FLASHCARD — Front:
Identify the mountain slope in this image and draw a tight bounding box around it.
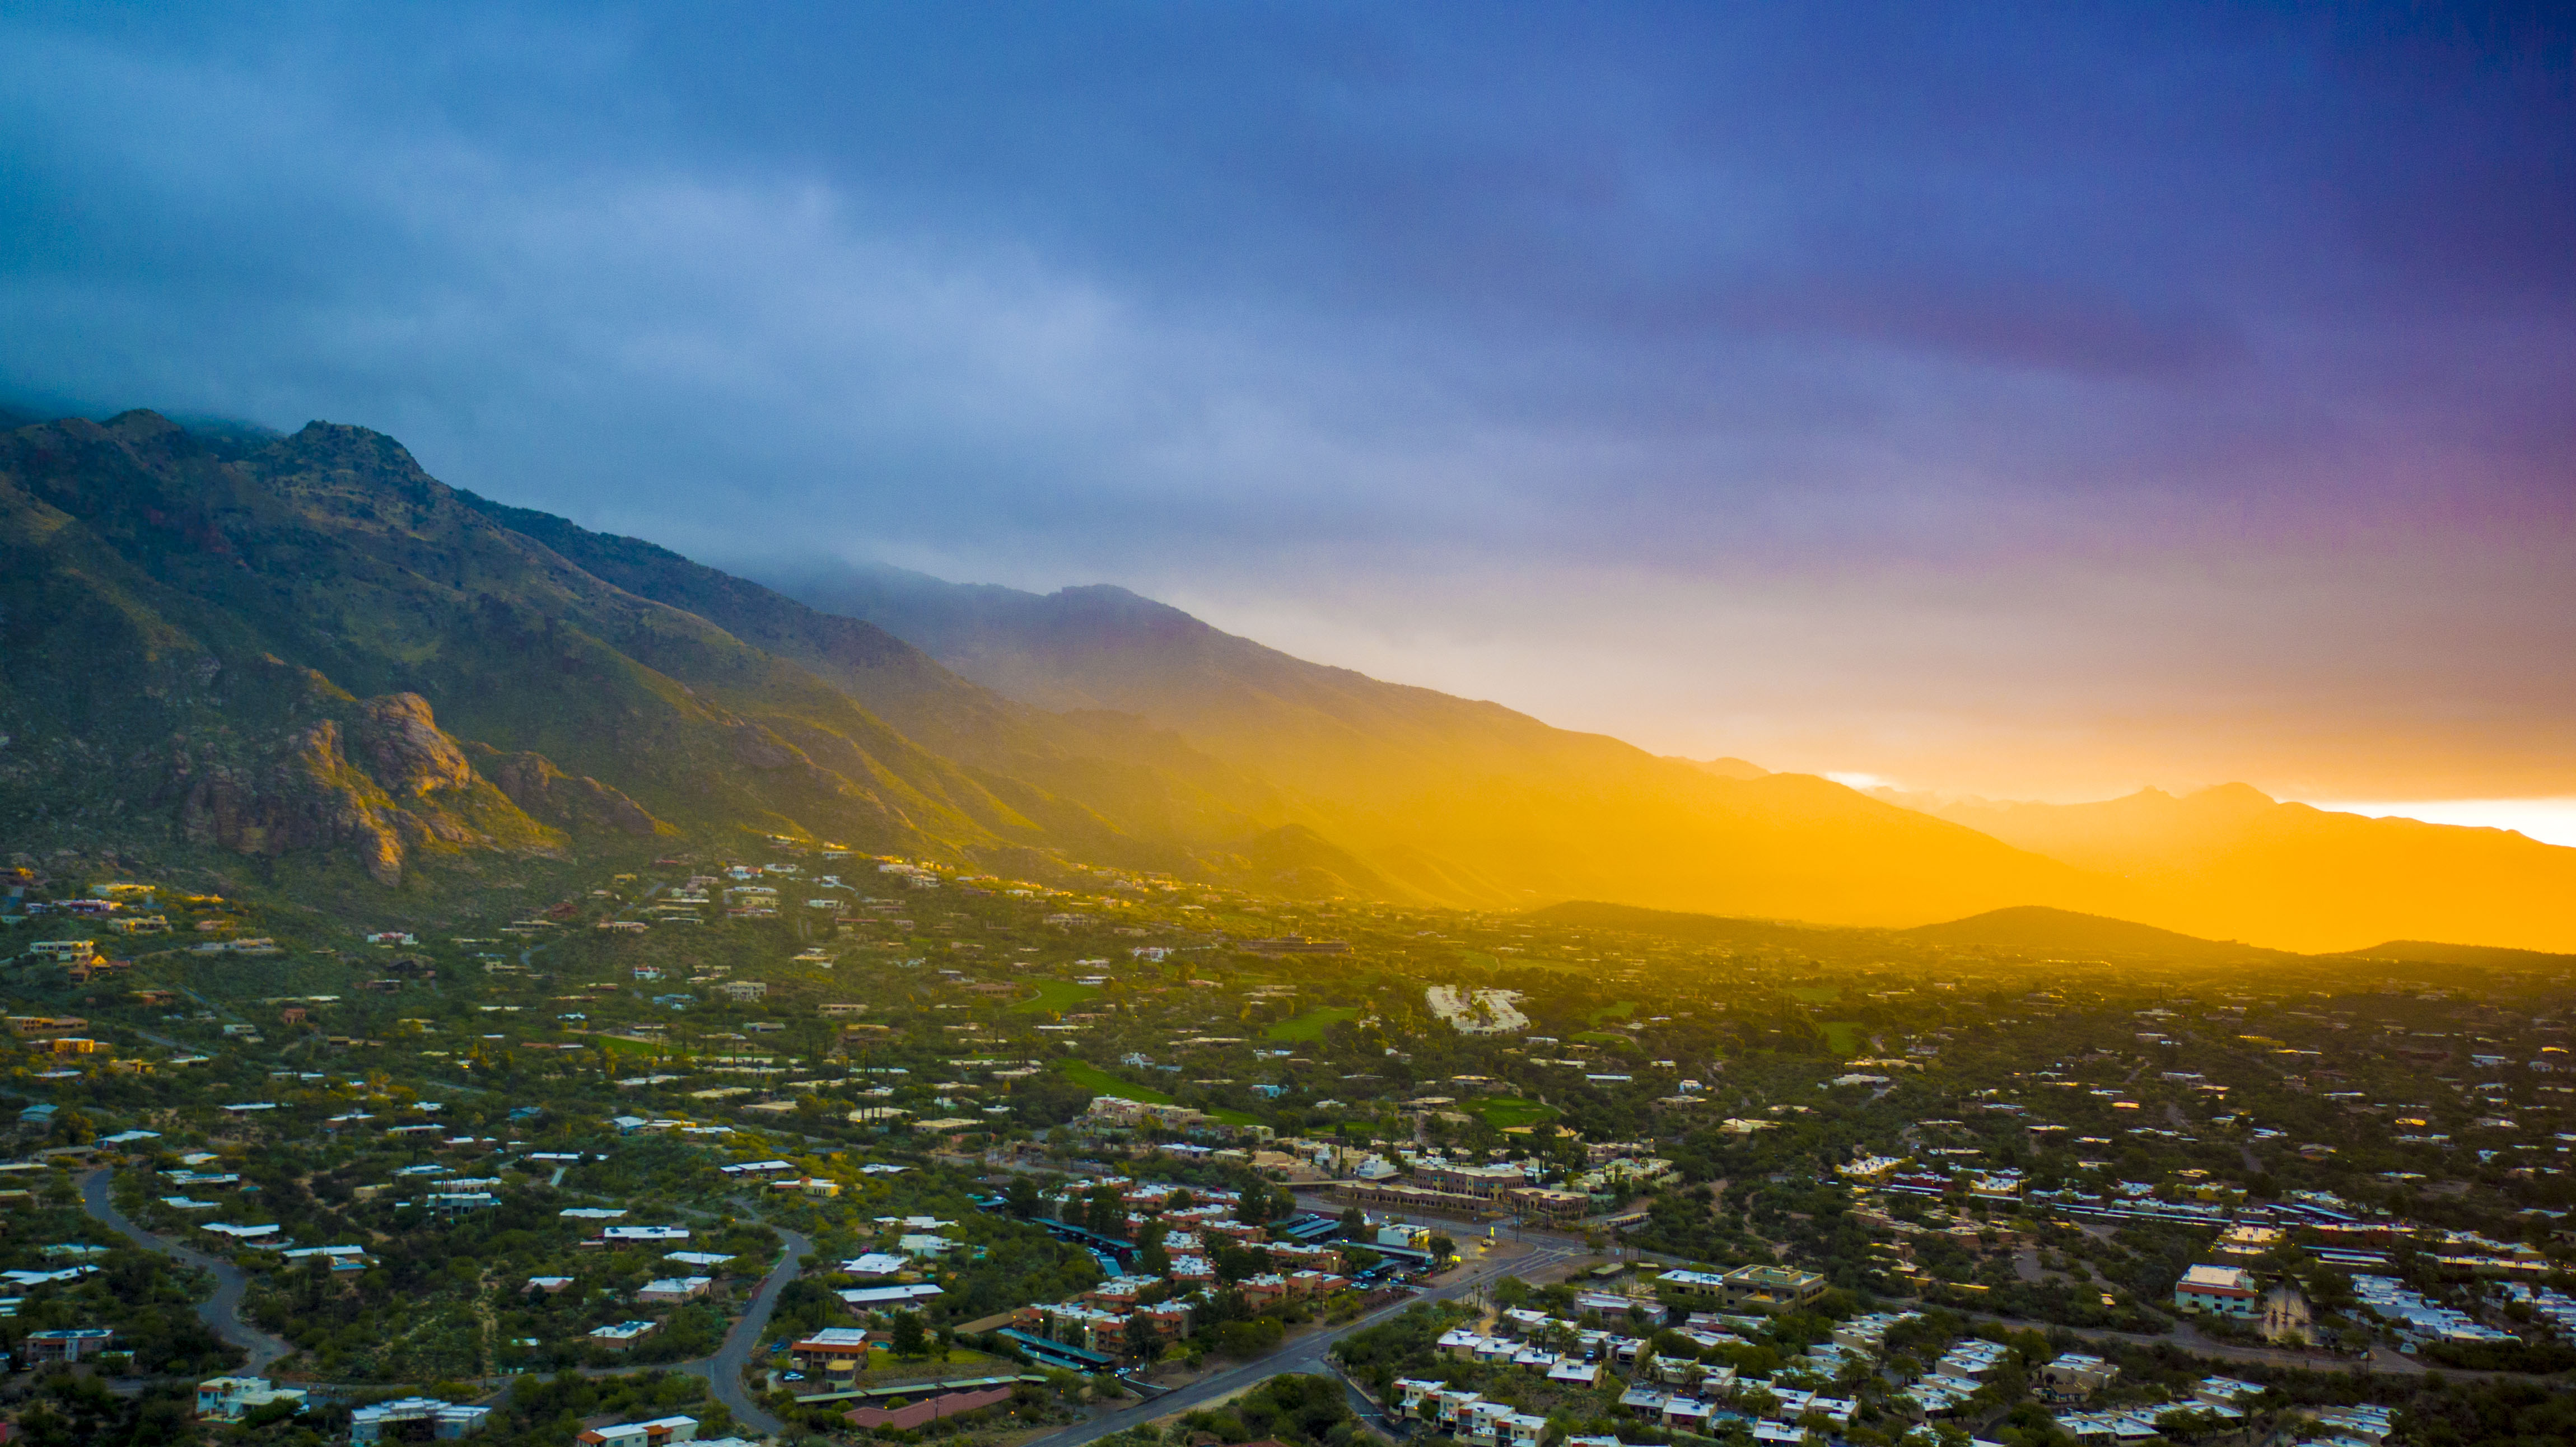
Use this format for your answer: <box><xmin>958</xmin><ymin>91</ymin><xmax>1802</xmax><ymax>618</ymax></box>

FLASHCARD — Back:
<box><xmin>1924</xmin><ymin>786</ymin><xmax>2576</xmax><ymax>954</ymax></box>
<box><xmin>452</xmin><ymin>498</ymin><xmax>1296</xmax><ymax>866</ymax></box>
<box><xmin>763</xmin><ymin>559</ymin><xmax>2109</xmax><ymax>926</ymax></box>
<box><xmin>1900</xmin><ymin>904</ymin><xmax>2296</xmax><ymax>962</ymax></box>
<box><xmin>0</xmin><ymin>412</ymin><xmax>1109</xmax><ymax>884</ymax></box>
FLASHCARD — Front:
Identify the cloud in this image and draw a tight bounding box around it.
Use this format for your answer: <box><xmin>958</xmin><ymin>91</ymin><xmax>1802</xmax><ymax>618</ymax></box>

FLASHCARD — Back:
<box><xmin>0</xmin><ymin>2</ymin><xmax>2570</xmax><ymax>800</ymax></box>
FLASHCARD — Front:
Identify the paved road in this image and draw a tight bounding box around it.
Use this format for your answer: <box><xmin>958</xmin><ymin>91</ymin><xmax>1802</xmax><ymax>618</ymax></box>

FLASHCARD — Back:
<box><xmin>682</xmin><ymin>1225</ymin><xmax>814</xmax><ymax>1436</ymax></box>
<box><xmin>1024</xmin><ymin>1236</ymin><xmax>1588</xmax><ymax>1447</ymax></box>
<box><xmin>79</xmin><ymin>1167</ymin><xmax>296</xmax><ymax>1375</ymax></box>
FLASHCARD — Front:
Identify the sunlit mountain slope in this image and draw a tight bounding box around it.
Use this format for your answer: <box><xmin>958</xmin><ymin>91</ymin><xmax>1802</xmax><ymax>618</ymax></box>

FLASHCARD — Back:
<box><xmin>1925</xmin><ymin>786</ymin><xmax>2576</xmax><ymax>954</ymax></box>
<box><xmin>764</xmin><ymin>561</ymin><xmax>2106</xmax><ymax>927</ymax></box>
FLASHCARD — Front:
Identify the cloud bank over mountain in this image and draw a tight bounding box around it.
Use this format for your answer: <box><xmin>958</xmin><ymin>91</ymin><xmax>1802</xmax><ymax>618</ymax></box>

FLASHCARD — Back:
<box><xmin>1</xmin><ymin>2</ymin><xmax>2569</xmax><ymax>804</ymax></box>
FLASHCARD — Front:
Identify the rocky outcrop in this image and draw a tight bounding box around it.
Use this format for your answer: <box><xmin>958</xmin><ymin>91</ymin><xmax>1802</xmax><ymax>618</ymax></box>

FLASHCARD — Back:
<box><xmin>350</xmin><ymin>692</ymin><xmax>477</xmax><ymax>795</ymax></box>
<box><xmin>175</xmin><ymin>694</ymin><xmax>564</xmax><ymax>885</ymax></box>
<box><xmin>468</xmin><ymin>743</ymin><xmax>670</xmax><ymax>838</ymax></box>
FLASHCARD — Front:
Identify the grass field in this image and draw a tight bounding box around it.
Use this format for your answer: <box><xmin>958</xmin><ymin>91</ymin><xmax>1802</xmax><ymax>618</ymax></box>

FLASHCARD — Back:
<box><xmin>1012</xmin><ymin>979</ymin><xmax>1103</xmax><ymax>1014</ymax></box>
<box><xmin>1466</xmin><ymin>1096</ymin><xmax>1557</xmax><ymax>1128</ymax></box>
<box><xmin>1054</xmin><ymin>1057</ymin><xmax>1173</xmax><ymax>1104</ymax></box>
<box><xmin>1587</xmin><ymin>1000</ymin><xmax>1637</xmax><ymax>1024</ymax></box>
<box><xmin>1266</xmin><ymin>1006</ymin><xmax>1359</xmax><ymax>1041</ymax></box>
<box><xmin>1822</xmin><ymin>1021</ymin><xmax>1865</xmax><ymax>1054</ymax></box>
<box><xmin>592</xmin><ymin>1035</ymin><xmax>665</xmax><ymax>1058</ymax></box>
<box><xmin>1786</xmin><ymin>986</ymin><xmax>1841</xmax><ymax>1005</ymax></box>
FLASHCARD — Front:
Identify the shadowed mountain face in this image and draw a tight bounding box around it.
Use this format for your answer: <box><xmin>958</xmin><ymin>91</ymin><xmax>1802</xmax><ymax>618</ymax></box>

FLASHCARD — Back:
<box><xmin>0</xmin><ymin>412</ymin><xmax>1105</xmax><ymax>884</ymax></box>
<box><xmin>1922</xmin><ymin>787</ymin><xmax>2576</xmax><ymax>954</ymax></box>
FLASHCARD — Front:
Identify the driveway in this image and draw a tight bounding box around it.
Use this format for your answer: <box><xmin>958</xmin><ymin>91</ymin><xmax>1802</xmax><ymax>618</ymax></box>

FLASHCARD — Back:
<box><xmin>78</xmin><ymin>1168</ymin><xmax>296</xmax><ymax>1375</ymax></box>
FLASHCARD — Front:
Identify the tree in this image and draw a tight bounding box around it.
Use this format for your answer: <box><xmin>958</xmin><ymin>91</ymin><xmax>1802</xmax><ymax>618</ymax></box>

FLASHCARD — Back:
<box><xmin>1088</xmin><ymin>1183</ymin><xmax>1129</xmax><ymax>1238</ymax></box>
<box><xmin>1427</xmin><ymin>1234</ymin><xmax>1455</xmax><ymax>1266</ymax></box>
<box><xmin>1126</xmin><ymin>1314</ymin><xmax>1162</xmax><ymax>1365</ymax></box>
<box><xmin>1339</xmin><ymin>1206</ymin><xmax>1366</xmax><ymax>1238</ymax></box>
<box><xmin>1236</xmin><ymin>1179</ymin><xmax>1283</xmax><ymax>1225</ymax></box>
<box><xmin>892</xmin><ymin>1311</ymin><xmax>928</xmax><ymax>1359</ymax></box>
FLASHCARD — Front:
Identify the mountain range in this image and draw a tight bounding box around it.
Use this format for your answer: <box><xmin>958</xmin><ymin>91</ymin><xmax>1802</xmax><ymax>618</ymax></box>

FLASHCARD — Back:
<box><xmin>3</xmin><ymin>410</ymin><xmax>2571</xmax><ymax>954</ymax></box>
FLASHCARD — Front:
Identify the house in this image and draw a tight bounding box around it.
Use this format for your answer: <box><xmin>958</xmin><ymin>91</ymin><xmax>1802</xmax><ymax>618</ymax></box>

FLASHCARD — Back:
<box><xmin>1393</xmin><ymin>1379</ymin><xmax>1446</xmax><ymax>1419</ymax></box>
<box><xmin>197</xmin><ymin>1376</ymin><xmax>309</xmax><ymax>1421</ymax></box>
<box><xmin>21</xmin><ymin>1327</ymin><xmax>115</xmax><ymax>1364</ymax></box>
<box><xmin>2037</xmin><ymin>1352</ymin><xmax>2120</xmax><ymax>1401</ymax></box>
<box><xmin>2172</xmin><ymin>1264</ymin><xmax>2259</xmax><ymax>1318</ymax></box>
<box><xmin>601</xmin><ymin>1225</ymin><xmax>692</xmax><ymax>1244</ymax></box>
<box><xmin>577</xmin><ymin>1416</ymin><xmax>701</xmax><ymax>1446</ymax></box>
<box><xmin>840</xmin><ymin>1283</ymin><xmax>942</xmax><ymax>1308</ymax></box>
<box><xmin>351</xmin><ymin>1397</ymin><xmax>491</xmax><ymax>1441</ymax></box>
<box><xmin>790</xmin><ymin>1327</ymin><xmax>876</xmax><ymax>1383</ymax></box>
<box><xmin>1714</xmin><ymin>1263</ymin><xmax>1827</xmax><ymax>1310</ymax></box>
<box><xmin>638</xmin><ymin>1276</ymin><xmax>712</xmax><ymax>1304</ymax></box>
<box><xmin>589</xmin><ymin>1320</ymin><xmax>659</xmax><ymax>1346</ymax></box>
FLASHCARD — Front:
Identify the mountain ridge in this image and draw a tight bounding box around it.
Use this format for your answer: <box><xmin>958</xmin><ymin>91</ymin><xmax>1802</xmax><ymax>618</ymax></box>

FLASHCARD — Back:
<box><xmin>761</xmin><ymin>557</ymin><xmax>2111</xmax><ymax>928</ymax></box>
<box><xmin>8</xmin><ymin>409</ymin><xmax>2570</xmax><ymax>954</ymax></box>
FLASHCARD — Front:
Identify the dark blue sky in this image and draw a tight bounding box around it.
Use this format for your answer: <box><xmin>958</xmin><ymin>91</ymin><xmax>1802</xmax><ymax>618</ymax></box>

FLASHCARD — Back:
<box><xmin>3</xmin><ymin>2</ymin><xmax>2571</xmax><ymax>806</ymax></box>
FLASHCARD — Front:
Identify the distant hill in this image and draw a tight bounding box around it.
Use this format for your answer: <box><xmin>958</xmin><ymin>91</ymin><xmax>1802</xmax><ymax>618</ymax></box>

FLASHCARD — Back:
<box><xmin>1921</xmin><ymin>786</ymin><xmax>2576</xmax><ymax>954</ymax></box>
<box><xmin>764</xmin><ymin>559</ymin><xmax>2105</xmax><ymax>927</ymax></box>
<box><xmin>2326</xmin><ymin>940</ymin><xmax>2576</xmax><ymax>969</ymax></box>
<box><xmin>1517</xmin><ymin>900</ymin><xmax>1872</xmax><ymax>950</ymax></box>
<box><xmin>1681</xmin><ymin>757</ymin><xmax>1770</xmax><ymax>780</ymax></box>
<box><xmin>1901</xmin><ymin>905</ymin><xmax>2294</xmax><ymax>961</ymax></box>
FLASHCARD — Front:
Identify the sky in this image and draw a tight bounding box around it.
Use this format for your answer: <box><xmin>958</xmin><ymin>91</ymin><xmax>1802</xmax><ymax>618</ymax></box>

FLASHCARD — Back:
<box><xmin>3</xmin><ymin>2</ymin><xmax>2572</xmax><ymax>827</ymax></box>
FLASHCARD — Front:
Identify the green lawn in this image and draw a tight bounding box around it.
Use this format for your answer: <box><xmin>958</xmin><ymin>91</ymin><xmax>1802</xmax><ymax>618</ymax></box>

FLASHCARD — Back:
<box><xmin>1011</xmin><ymin>979</ymin><xmax>1103</xmax><ymax>1014</ymax></box>
<box><xmin>1586</xmin><ymin>1000</ymin><xmax>1637</xmax><ymax>1024</ymax></box>
<box><xmin>1207</xmin><ymin>1107</ymin><xmax>1262</xmax><ymax>1127</ymax></box>
<box><xmin>1786</xmin><ymin>986</ymin><xmax>1841</xmax><ymax>1005</ymax></box>
<box><xmin>1822</xmin><ymin>1021</ymin><xmax>1865</xmax><ymax>1055</ymax></box>
<box><xmin>591</xmin><ymin>1035</ymin><xmax>671</xmax><ymax>1058</ymax></box>
<box><xmin>1054</xmin><ymin>1057</ymin><xmax>1173</xmax><ymax>1104</ymax></box>
<box><xmin>1466</xmin><ymin>1096</ymin><xmax>1557</xmax><ymax>1129</ymax></box>
<box><xmin>1266</xmin><ymin>1006</ymin><xmax>1359</xmax><ymax>1041</ymax></box>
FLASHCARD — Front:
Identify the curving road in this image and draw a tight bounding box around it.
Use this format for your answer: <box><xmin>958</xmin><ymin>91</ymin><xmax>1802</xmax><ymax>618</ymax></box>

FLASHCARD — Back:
<box><xmin>79</xmin><ymin>1167</ymin><xmax>296</xmax><ymax>1375</ymax></box>
<box><xmin>1024</xmin><ymin>1235</ymin><xmax>1589</xmax><ymax>1447</ymax></box>
<box><xmin>683</xmin><ymin>1224</ymin><xmax>815</xmax><ymax>1436</ymax></box>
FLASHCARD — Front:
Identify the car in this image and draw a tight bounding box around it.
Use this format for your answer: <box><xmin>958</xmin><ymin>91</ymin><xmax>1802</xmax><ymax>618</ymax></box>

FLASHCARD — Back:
<box><xmin>782</xmin><ymin>1371</ymin><xmax>805</xmax><ymax>1381</ymax></box>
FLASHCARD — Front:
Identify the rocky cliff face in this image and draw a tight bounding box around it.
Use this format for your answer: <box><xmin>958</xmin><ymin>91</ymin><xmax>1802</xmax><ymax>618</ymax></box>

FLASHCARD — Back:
<box><xmin>351</xmin><ymin>693</ymin><xmax>478</xmax><ymax>797</ymax></box>
<box><xmin>468</xmin><ymin>743</ymin><xmax>670</xmax><ymax>839</ymax></box>
<box><xmin>175</xmin><ymin>693</ymin><xmax>566</xmax><ymax>885</ymax></box>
